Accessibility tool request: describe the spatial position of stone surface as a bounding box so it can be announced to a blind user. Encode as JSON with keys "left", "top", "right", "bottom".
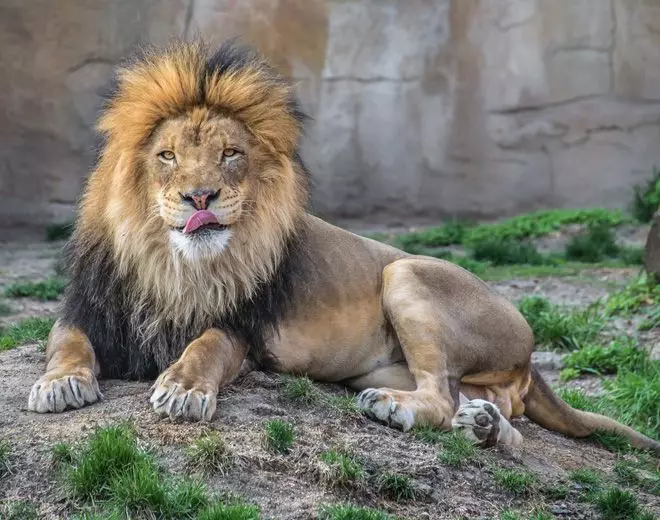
{"left": 3, "top": 0, "right": 660, "bottom": 225}
{"left": 531, "top": 351, "right": 564, "bottom": 371}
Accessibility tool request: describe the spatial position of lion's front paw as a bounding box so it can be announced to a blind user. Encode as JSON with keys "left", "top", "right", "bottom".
{"left": 28, "top": 367, "right": 102, "bottom": 413}
{"left": 150, "top": 365, "right": 217, "bottom": 422}
{"left": 452, "top": 399, "right": 501, "bottom": 447}
{"left": 356, "top": 388, "right": 416, "bottom": 431}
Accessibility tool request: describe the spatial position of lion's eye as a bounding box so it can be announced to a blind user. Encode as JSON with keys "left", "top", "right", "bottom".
{"left": 222, "top": 148, "right": 238, "bottom": 158}
{"left": 158, "top": 150, "right": 176, "bottom": 162}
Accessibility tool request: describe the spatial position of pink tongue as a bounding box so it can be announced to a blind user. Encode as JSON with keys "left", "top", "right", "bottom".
{"left": 183, "top": 210, "right": 219, "bottom": 234}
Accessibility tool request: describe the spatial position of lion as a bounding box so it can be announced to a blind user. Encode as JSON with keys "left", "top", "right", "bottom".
{"left": 28, "top": 41, "right": 659, "bottom": 454}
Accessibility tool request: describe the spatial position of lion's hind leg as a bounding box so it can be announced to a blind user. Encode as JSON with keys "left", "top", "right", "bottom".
{"left": 28, "top": 320, "right": 102, "bottom": 413}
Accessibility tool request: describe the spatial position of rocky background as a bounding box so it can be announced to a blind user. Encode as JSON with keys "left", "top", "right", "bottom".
{"left": 2, "top": 0, "right": 660, "bottom": 226}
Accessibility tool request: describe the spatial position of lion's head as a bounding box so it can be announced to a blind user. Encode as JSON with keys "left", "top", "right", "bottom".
{"left": 75, "top": 42, "right": 309, "bottom": 323}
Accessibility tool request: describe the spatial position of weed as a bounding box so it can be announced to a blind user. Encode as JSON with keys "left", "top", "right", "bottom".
{"left": 280, "top": 375, "right": 322, "bottom": 405}
{"left": 263, "top": 419, "right": 295, "bottom": 454}
{"left": 589, "top": 430, "right": 633, "bottom": 453}
{"left": 606, "top": 274, "right": 660, "bottom": 316}
{"left": 437, "top": 431, "right": 478, "bottom": 467}
{"left": 52, "top": 442, "right": 75, "bottom": 466}
{"left": 613, "top": 460, "right": 640, "bottom": 486}
{"left": 46, "top": 222, "right": 74, "bottom": 241}
{"left": 0, "top": 317, "right": 55, "bottom": 350}
{"left": 327, "top": 394, "right": 361, "bottom": 418}
{"left": 61, "top": 424, "right": 216, "bottom": 518}
{"left": 492, "top": 468, "right": 537, "bottom": 495}
{"left": 619, "top": 246, "right": 645, "bottom": 266}
{"left": 565, "top": 223, "right": 620, "bottom": 262}
{"left": 0, "top": 440, "right": 12, "bottom": 477}
{"left": 632, "top": 167, "right": 660, "bottom": 222}
{"left": 5, "top": 277, "right": 67, "bottom": 301}
{"left": 595, "top": 488, "right": 642, "bottom": 520}
{"left": 187, "top": 431, "right": 234, "bottom": 475}
{"left": 471, "top": 237, "right": 546, "bottom": 266}
{"left": 411, "top": 425, "right": 446, "bottom": 445}
{"left": 0, "top": 300, "right": 12, "bottom": 316}
{"left": 319, "top": 450, "right": 364, "bottom": 487}
{"left": 559, "top": 367, "right": 581, "bottom": 381}
{"left": 375, "top": 472, "right": 416, "bottom": 501}
{"left": 562, "top": 338, "right": 647, "bottom": 378}
{"left": 518, "top": 297, "right": 603, "bottom": 350}
{"left": 0, "top": 500, "right": 39, "bottom": 520}
{"left": 318, "top": 504, "right": 393, "bottom": 520}
{"left": 392, "top": 220, "right": 470, "bottom": 250}
{"left": 198, "top": 501, "right": 261, "bottom": 520}
{"left": 466, "top": 208, "right": 628, "bottom": 244}
{"left": 569, "top": 468, "right": 604, "bottom": 488}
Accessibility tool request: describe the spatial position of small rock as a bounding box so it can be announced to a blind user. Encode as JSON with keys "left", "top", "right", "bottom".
{"left": 650, "top": 342, "right": 660, "bottom": 362}
{"left": 531, "top": 351, "right": 563, "bottom": 370}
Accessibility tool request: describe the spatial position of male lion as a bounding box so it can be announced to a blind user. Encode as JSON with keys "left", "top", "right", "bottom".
{"left": 28, "top": 41, "right": 659, "bottom": 454}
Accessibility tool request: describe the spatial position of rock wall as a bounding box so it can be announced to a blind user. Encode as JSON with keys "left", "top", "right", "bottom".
{"left": 2, "top": 0, "right": 660, "bottom": 225}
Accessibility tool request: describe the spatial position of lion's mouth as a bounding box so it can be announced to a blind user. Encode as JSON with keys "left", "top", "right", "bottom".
{"left": 180, "top": 210, "right": 228, "bottom": 234}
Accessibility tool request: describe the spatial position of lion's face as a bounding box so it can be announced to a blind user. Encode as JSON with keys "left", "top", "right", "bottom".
{"left": 144, "top": 109, "right": 261, "bottom": 258}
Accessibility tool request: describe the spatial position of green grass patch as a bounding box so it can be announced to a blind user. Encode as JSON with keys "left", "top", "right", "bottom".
{"left": 280, "top": 375, "right": 323, "bottom": 405}
{"left": 327, "top": 394, "right": 361, "bottom": 418}
{"left": 0, "top": 500, "right": 39, "bottom": 520}
{"left": 518, "top": 297, "right": 603, "bottom": 351}
{"left": 318, "top": 504, "right": 394, "bottom": 520}
{"left": 411, "top": 427, "right": 479, "bottom": 467}
{"left": 375, "top": 471, "right": 416, "bottom": 501}
{"left": 569, "top": 468, "right": 605, "bottom": 488}
{"left": 595, "top": 487, "right": 650, "bottom": 520}
{"left": 187, "top": 431, "right": 234, "bottom": 475}
{"left": 4, "top": 277, "right": 67, "bottom": 301}
{"left": 52, "top": 442, "right": 75, "bottom": 467}
{"left": 565, "top": 223, "right": 621, "bottom": 263}
{"left": 46, "top": 222, "right": 74, "bottom": 241}
{"left": 632, "top": 167, "right": 660, "bottom": 223}
{"left": 391, "top": 220, "right": 470, "bottom": 250}
{"left": 471, "top": 238, "right": 546, "bottom": 266}
{"left": 197, "top": 501, "right": 260, "bottom": 520}
{"left": 492, "top": 468, "right": 538, "bottom": 495}
{"left": 606, "top": 274, "right": 660, "bottom": 318}
{"left": 0, "top": 439, "right": 12, "bottom": 478}
{"left": 0, "top": 317, "right": 55, "bottom": 350}
{"left": 318, "top": 450, "right": 364, "bottom": 487}
{"left": 561, "top": 338, "right": 647, "bottom": 379}
{"left": 263, "top": 419, "right": 295, "bottom": 454}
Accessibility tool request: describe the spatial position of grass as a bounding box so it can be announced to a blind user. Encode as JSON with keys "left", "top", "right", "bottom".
{"left": 318, "top": 450, "right": 364, "bottom": 487}
{"left": 4, "top": 277, "right": 67, "bottom": 301}
{"left": 280, "top": 375, "right": 322, "bottom": 405}
{"left": 187, "top": 431, "right": 234, "bottom": 475}
{"left": 392, "top": 219, "right": 470, "bottom": 250}
{"left": 498, "top": 509, "right": 553, "bottom": 520}
{"left": 375, "top": 472, "right": 416, "bottom": 501}
{"left": 565, "top": 223, "right": 621, "bottom": 263}
{"left": 327, "top": 394, "right": 361, "bottom": 418}
{"left": 52, "top": 442, "right": 75, "bottom": 466}
{"left": 605, "top": 273, "right": 660, "bottom": 317}
{"left": 0, "top": 500, "right": 39, "bottom": 520}
{"left": 492, "top": 468, "right": 538, "bottom": 495}
{"left": 595, "top": 488, "right": 650, "bottom": 520}
{"left": 470, "top": 238, "right": 546, "bottom": 266}
{"left": 318, "top": 504, "right": 394, "bottom": 520}
{"left": 263, "top": 419, "right": 295, "bottom": 454}
{"left": 411, "top": 427, "right": 479, "bottom": 467}
{"left": 46, "top": 222, "right": 74, "bottom": 241}
{"left": 517, "top": 296, "right": 603, "bottom": 351}
{"left": 0, "top": 317, "right": 55, "bottom": 350}
{"left": 0, "top": 440, "right": 12, "bottom": 478}
{"left": 631, "top": 167, "right": 660, "bottom": 223}
{"left": 560, "top": 337, "right": 647, "bottom": 380}
{"left": 58, "top": 424, "right": 259, "bottom": 519}
{"left": 569, "top": 468, "right": 605, "bottom": 488}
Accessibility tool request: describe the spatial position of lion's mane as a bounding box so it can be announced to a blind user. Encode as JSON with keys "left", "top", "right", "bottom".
{"left": 61, "top": 42, "right": 310, "bottom": 379}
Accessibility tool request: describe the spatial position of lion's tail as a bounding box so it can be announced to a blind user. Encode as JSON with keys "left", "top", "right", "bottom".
{"left": 523, "top": 366, "right": 660, "bottom": 455}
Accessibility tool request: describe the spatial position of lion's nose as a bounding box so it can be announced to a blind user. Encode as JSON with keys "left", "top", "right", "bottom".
{"left": 180, "top": 189, "right": 220, "bottom": 210}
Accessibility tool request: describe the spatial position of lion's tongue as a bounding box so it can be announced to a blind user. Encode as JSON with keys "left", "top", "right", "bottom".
{"left": 183, "top": 210, "right": 219, "bottom": 234}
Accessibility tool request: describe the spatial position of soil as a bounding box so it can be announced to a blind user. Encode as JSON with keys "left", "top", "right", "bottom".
{"left": 0, "top": 233, "right": 658, "bottom": 520}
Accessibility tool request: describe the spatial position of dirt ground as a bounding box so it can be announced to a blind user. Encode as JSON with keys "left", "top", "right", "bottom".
{"left": 0, "top": 232, "right": 658, "bottom": 520}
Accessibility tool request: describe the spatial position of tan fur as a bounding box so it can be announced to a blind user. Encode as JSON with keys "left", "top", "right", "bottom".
{"left": 29, "top": 42, "right": 660, "bottom": 454}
